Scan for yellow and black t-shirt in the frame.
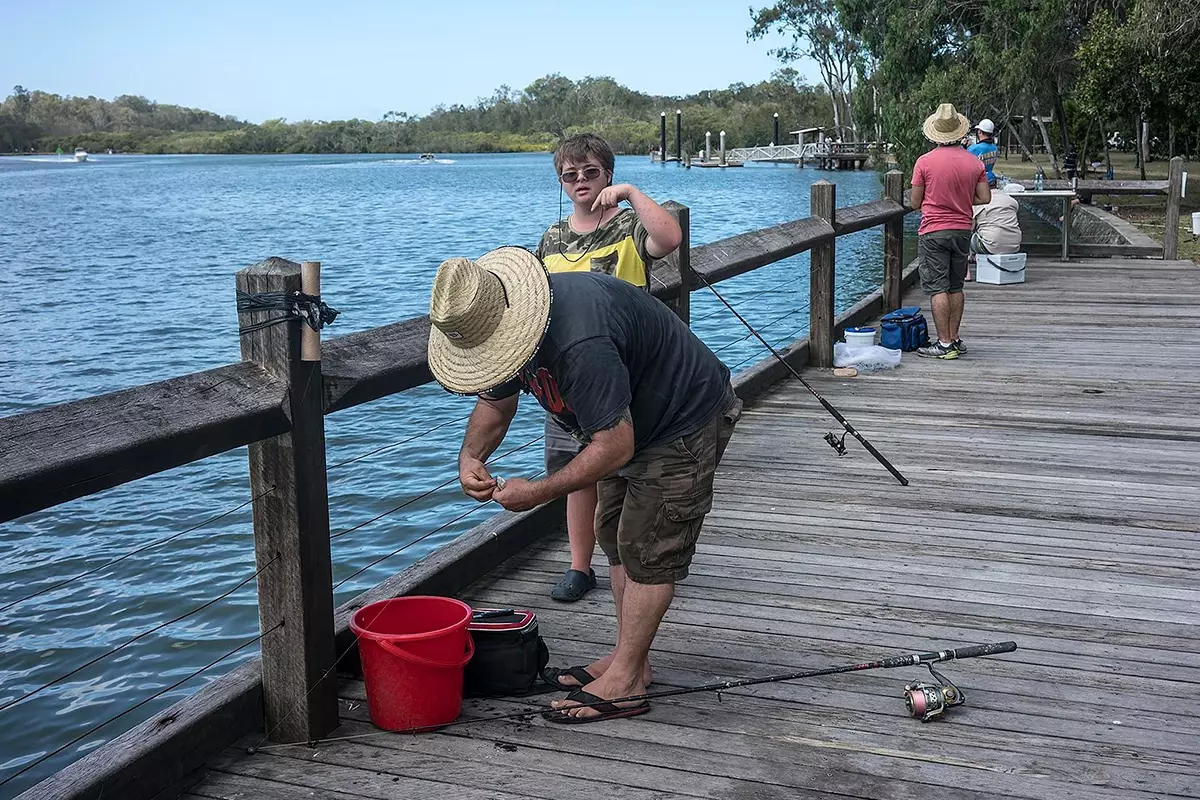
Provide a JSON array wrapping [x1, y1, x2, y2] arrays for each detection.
[[535, 208, 655, 287]]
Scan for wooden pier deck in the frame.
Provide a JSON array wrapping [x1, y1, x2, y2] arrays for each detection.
[[185, 254, 1200, 800]]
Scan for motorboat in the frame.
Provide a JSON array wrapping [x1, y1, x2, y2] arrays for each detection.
[[73, 148, 89, 162], [418, 153, 436, 162]]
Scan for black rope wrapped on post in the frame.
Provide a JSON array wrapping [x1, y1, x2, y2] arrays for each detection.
[[236, 289, 340, 335]]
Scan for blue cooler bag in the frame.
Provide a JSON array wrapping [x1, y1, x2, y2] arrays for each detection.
[[880, 306, 930, 351]]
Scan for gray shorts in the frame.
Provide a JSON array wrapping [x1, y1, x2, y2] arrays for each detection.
[[919, 230, 970, 295], [544, 416, 583, 475]]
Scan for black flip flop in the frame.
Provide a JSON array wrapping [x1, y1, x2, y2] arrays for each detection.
[[543, 688, 651, 724], [550, 568, 596, 602], [541, 664, 597, 690]]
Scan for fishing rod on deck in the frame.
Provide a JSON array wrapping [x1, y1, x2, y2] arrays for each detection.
[[689, 267, 909, 486], [253, 640, 1017, 752]]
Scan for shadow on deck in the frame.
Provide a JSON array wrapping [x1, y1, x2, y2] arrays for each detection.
[[188, 256, 1200, 800]]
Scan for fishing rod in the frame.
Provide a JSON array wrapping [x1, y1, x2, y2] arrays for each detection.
[[254, 640, 1016, 751], [690, 267, 909, 486]]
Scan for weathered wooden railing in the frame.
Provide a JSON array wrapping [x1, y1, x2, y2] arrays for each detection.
[[2, 174, 918, 800]]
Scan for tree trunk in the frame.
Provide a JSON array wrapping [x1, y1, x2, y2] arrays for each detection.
[[1053, 89, 1071, 157], [1102, 118, 1112, 177], [1007, 124, 1037, 162], [1032, 101, 1059, 177], [1139, 117, 1149, 179], [1168, 122, 1176, 158]]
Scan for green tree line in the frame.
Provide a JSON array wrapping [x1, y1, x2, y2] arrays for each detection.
[[0, 72, 835, 156], [751, 0, 1200, 176]]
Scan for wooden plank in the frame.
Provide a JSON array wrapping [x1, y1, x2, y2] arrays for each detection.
[[236, 257, 339, 743], [808, 181, 836, 368], [689, 216, 835, 286], [321, 317, 431, 414], [1022, 243, 1161, 258], [1011, 179, 1169, 195], [832, 198, 905, 235], [0, 362, 289, 523]]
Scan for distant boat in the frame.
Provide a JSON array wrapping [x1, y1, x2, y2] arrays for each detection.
[[73, 148, 89, 162], [418, 153, 437, 162]]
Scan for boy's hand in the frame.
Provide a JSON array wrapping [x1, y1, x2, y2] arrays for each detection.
[[459, 457, 496, 502], [592, 183, 635, 212]]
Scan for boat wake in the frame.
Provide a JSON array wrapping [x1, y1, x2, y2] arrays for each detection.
[[381, 158, 456, 165]]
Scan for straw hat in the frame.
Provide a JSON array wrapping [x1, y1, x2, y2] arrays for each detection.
[[923, 103, 970, 144], [427, 246, 552, 395]]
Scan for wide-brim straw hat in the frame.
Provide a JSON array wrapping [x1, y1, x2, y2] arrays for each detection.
[[427, 246, 552, 395], [923, 103, 971, 144]]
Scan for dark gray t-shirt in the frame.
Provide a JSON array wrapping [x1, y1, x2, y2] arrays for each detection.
[[485, 272, 730, 452]]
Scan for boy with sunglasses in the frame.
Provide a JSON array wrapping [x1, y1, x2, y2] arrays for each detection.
[[535, 133, 682, 604]]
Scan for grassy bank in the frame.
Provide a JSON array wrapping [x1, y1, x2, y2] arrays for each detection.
[[995, 152, 1199, 264]]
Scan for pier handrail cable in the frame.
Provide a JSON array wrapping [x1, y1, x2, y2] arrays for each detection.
[[0, 621, 283, 791], [711, 302, 812, 357], [0, 554, 282, 717], [326, 412, 472, 472], [0, 485, 275, 614]]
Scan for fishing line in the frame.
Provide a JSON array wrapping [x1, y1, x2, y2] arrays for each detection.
[[0, 623, 282, 790], [253, 640, 1017, 751], [0, 485, 275, 614], [689, 267, 909, 486]]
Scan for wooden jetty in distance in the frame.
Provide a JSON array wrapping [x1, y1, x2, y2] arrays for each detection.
[[3, 161, 1194, 800], [729, 141, 874, 170]]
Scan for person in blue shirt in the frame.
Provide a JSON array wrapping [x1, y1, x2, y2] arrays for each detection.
[[968, 119, 999, 185]]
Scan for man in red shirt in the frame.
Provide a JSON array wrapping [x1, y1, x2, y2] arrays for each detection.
[[910, 104, 991, 359]]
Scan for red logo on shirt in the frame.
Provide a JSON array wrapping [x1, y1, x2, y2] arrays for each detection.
[[523, 367, 570, 414]]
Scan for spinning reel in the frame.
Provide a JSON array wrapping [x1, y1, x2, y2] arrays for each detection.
[[903, 663, 966, 722], [824, 430, 848, 456]]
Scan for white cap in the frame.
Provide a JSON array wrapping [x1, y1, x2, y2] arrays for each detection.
[[975, 118, 995, 135]]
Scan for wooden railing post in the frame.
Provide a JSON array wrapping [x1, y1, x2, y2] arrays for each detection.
[[883, 170, 904, 312], [809, 181, 836, 367], [662, 201, 691, 324], [1164, 156, 1184, 260], [236, 257, 338, 743]]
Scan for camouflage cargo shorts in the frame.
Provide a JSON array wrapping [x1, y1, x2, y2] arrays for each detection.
[[595, 388, 741, 585]]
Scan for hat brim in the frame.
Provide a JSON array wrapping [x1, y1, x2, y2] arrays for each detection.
[[427, 246, 552, 396], [923, 112, 971, 144]]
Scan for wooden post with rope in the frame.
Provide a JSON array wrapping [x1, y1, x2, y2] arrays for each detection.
[[883, 170, 904, 313], [662, 201, 691, 325], [235, 257, 338, 743], [809, 181, 836, 367]]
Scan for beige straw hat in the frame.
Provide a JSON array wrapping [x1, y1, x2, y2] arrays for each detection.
[[427, 246, 552, 395], [922, 103, 971, 144]]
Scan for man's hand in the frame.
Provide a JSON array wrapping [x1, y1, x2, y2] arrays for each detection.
[[591, 183, 634, 212], [459, 457, 496, 502], [492, 477, 545, 512]]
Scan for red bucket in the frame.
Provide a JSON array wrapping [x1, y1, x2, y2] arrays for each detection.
[[350, 596, 474, 731]]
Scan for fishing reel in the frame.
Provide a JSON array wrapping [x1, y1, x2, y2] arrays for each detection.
[[903, 663, 965, 722], [824, 430, 848, 456]]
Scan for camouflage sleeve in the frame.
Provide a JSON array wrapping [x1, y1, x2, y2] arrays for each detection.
[[534, 223, 556, 262]]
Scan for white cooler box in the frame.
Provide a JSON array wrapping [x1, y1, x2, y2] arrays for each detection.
[[975, 253, 1027, 284]]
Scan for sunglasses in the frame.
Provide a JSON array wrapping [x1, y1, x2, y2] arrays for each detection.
[[559, 166, 605, 184]]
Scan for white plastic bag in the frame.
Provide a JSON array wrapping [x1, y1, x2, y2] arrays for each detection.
[[833, 342, 902, 371]]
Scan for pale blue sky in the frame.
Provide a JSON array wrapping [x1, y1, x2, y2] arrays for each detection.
[[0, 0, 814, 123]]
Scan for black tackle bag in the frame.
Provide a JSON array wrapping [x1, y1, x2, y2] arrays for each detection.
[[463, 608, 550, 698]]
